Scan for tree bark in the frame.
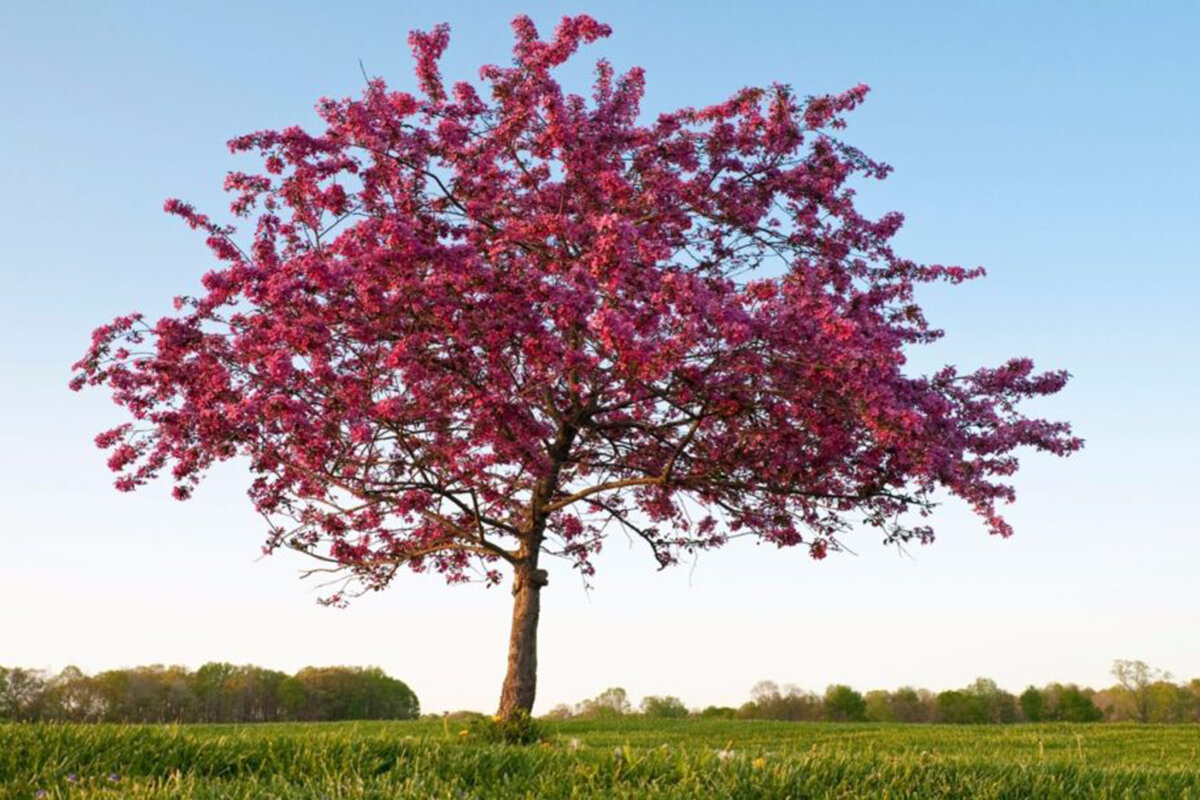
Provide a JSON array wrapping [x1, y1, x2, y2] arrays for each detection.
[[496, 562, 549, 719]]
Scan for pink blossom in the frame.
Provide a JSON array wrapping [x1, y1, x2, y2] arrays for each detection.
[[72, 14, 1079, 602]]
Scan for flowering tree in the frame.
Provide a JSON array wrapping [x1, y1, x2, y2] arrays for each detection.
[[72, 15, 1080, 719]]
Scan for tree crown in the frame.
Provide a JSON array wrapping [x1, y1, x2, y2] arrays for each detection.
[[72, 15, 1080, 602]]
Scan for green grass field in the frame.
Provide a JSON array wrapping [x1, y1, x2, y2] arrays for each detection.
[[3, 718, 1200, 798]]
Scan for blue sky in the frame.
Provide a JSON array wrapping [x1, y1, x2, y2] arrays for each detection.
[[2, 1, 1198, 713]]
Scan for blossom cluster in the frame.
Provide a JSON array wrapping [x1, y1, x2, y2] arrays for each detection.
[[72, 15, 1080, 596]]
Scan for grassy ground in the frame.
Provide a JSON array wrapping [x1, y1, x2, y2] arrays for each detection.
[[3, 718, 1200, 798]]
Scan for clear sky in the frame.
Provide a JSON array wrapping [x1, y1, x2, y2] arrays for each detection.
[[2, 1, 1198, 715]]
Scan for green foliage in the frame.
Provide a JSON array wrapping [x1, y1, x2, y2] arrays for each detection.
[[823, 685, 867, 722], [1022, 684, 1102, 723], [1112, 659, 1171, 723], [739, 681, 822, 721], [1056, 686, 1104, 723], [290, 666, 419, 721], [863, 690, 894, 722], [938, 679, 1018, 724], [1146, 681, 1195, 724], [640, 695, 689, 718], [1020, 687, 1047, 722], [468, 709, 544, 745], [697, 705, 737, 719], [901, 688, 935, 721], [574, 687, 632, 719], [3, 719, 1200, 798], [0, 667, 44, 721], [0, 663, 418, 723]]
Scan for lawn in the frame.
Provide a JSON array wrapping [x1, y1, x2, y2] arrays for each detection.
[[3, 718, 1199, 798]]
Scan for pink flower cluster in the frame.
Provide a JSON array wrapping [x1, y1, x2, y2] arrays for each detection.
[[72, 15, 1080, 598]]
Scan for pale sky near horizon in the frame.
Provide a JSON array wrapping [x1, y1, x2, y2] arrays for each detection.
[[2, 1, 1198, 714]]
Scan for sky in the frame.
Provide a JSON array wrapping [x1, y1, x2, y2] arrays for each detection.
[[2, 1, 1198, 715]]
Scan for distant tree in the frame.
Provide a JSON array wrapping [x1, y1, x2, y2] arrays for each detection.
[[89, 669, 133, 722], [1187, 680, 1200, 723], [966, 678, 1017, 724], [292, 666, 418, 721], [44, 667, 105, 722], [640, 695, 688, 718], [159, 665, 197, 721], [823, 685, 867, 722], [892, 687, 936, 723], [740, 681, 822, 721], [229, 665, 289, 722], [751, 681, 782, 704], [1089, 687, 1125, 721], [361, 666, 420, 719], [72, 13, 1081, 723], [1112, 660, 1170, 723], [191, 662, 240, 722], [698, 705, 737, 719], [1055, 685, 1102, 723], [0, 667, 46, 721], [542, 703, 574, 720], [276, 676, 308, 721], [864, 690, 895, 723], [1146, 681, 1192, 724], [1022, 683, 1101, 723], [575, 687, 631, 718], [935, 690, 977, 724], [0, 663, 416, 724], [1019, 686, 1046, 722]]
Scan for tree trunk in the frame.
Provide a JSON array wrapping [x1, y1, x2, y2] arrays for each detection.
[[496, 563, 549, 719]]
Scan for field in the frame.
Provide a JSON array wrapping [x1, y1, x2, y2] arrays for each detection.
[[3, 718, 1200, 798]]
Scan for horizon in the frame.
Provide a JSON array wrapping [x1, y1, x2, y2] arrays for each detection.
[[2, 658, 1184, 715], [2, 0, 1198, 716]]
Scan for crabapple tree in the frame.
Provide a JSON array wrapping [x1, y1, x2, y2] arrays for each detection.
[[72, 15, 1081, 719]]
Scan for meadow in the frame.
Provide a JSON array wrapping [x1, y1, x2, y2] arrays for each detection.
[[3, 718, 1200, 799]]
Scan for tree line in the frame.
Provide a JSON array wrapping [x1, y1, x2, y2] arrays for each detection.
[[547, 662, 1200, 724], [0, 663, 418, 723]]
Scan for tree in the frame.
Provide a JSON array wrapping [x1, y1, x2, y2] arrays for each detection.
[[823, 684, 867, 722], [1055, 685, 1102, 723], [640, 694, 689, 718], [864, 687, 933, 723], [45, 667, 105, 722], [575, 687, 631, 718], [890, 687, 936, 723], [191, 662, 239, 722], [740, 681, 822, 721], [1021, 683, 1101, 723], [0, 667, 46, 721], [966, 678, 1017, 724], [1112, 660, 1170, 723], [864, 689, 895, 722], [1019, 686, 1046, 722], [291, 666, 419, 721], [542, 703, 574, 720], [698, 705, 737, 719], [935, 690, 979, 724], [276, 676, 308, 720], [1146, 681, 1192, 724], [1187, 680, 1200, 723], [71, 15, 1080, 720]]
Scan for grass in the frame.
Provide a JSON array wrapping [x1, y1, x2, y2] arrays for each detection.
[[3, 718, 1200, 798]]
